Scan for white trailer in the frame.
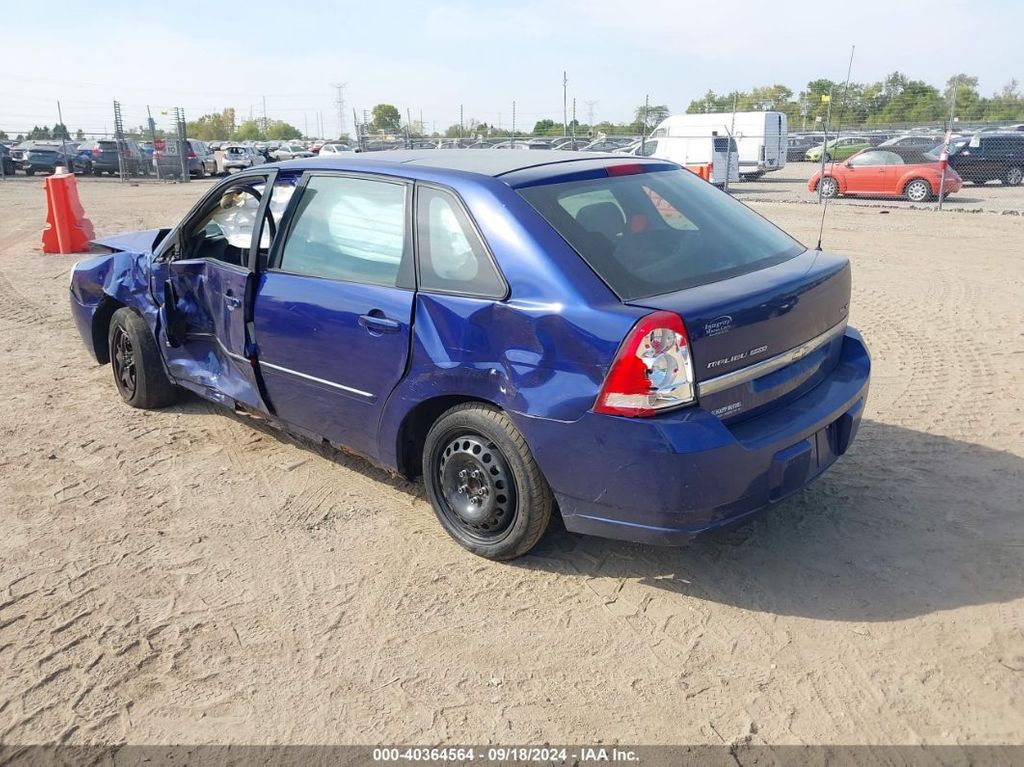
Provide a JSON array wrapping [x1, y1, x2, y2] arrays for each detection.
[[650, 111, 788, 178], [634, 135, 740, 186]]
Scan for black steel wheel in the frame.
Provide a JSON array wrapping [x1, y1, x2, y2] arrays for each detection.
[[107, 307, 178, 409], [434, 434, 518, 542], [423, 404, 553, 560]]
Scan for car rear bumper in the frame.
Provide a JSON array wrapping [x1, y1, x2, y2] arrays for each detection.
[[518, 328, 870, 546]]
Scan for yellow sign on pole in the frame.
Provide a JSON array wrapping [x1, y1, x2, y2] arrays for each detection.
[[821, 94, 831, 104]]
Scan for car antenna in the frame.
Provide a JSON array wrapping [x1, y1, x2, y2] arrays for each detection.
[[816, 44, 856, 251]]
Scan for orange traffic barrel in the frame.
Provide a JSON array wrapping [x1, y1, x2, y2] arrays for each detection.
[[41, 169, 95, 254]]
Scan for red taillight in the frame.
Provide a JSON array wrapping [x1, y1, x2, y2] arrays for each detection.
[[187, 151, 197, 159], [92, 148, 100, 157], [594, 311, 696, 417], [607, 163, 646, 177]]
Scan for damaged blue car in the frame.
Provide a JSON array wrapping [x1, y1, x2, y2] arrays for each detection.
[[69, 151, 870, 560]]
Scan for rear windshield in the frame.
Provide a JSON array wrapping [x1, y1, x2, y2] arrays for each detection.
[[518, 168, 803, 300]]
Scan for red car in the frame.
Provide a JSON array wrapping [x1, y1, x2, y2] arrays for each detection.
[[808, 146, 962, 202]]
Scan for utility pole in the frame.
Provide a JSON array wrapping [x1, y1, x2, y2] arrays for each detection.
[[584, 100, 597, 131], [459, 104, 464, 141], [938, 76, 958, 211], [333, 83, 347, 139], [56, 100, 69, 172], [640, 94, 649, 154], [261, 95, 267, 138], [511, 100, 516, 146], [571, 98, 576, 141], [562, 70, 568, 136], [147, 105, 161, 180]]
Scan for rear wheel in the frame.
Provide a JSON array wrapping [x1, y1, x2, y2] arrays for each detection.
[[818, 176, 839, 198], [25, 168, 34, 176], [904, 178, 932, 202], [423, 404, 553, 560], [108, 308, 178, 409], [1004, 166, 1023, 186]]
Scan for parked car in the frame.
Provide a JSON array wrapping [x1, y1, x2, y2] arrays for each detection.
[[583, 139, 632, 152], [317, 143, 354, 155], [808, 146, 962, 202], [69, 151, 870, 560], [1, 144, 16, 175], [21, 144, 77, 175], [87, 139, 149, 177], [878, 134, 943, 150], [271, 143, 314, 161], [944, 132, 1024, 186], [786, 134, 823, 162], [549, 138, 590, 151], [805, 136, 872, 163], [221, 144, 264, 172], [154, 138, 218, 179]]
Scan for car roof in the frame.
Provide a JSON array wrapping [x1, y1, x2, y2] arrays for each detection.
[[863, 146, 933, 162], [277, 149, 630, 181]]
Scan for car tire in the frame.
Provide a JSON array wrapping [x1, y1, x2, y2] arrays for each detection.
[[904, 178, 932, 203], [108, 307, 178, 410], [423, 403, 553, 560], [1004, 166, 1023, 186], [818, 176, 839, 198], [25, 168, 34, 176]]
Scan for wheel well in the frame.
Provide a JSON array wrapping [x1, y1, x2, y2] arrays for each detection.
[[396, 395, 497, 480], [91, 297, 125, 364]]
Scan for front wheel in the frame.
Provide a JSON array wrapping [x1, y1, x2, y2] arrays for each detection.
[[1004, 166, 1023, 186], [904, 178, 932, 202], [423, 404, 553, 560], [108, 308, 178, 409], [818, 176, 839, 198]]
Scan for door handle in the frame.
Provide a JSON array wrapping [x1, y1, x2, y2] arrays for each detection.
[[358, 312, 400, 334], [225, 294, 242, 310]]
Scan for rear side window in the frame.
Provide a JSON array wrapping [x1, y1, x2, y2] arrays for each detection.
[[416, 187, 505, 297], [278, 175, 407, 287], [518, 168, 803, 300]]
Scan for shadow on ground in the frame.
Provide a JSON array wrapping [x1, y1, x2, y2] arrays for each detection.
[[174, 395, 1024, 624]]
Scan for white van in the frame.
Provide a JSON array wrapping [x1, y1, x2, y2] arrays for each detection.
[[650, 111, 788, 178], [634, 135, 740, 186]]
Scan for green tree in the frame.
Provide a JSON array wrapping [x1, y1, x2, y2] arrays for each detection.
[[370, 104, 402, 134], [234, 119, 262, 141], [0, 130, 7, 140], [945, 74, 983, 121], [52, 123, 70, 140], [27, 125, 51, 140], [633, 103, 669, 132], [264, 120, 302, 140], [74, 128, 85, 140], [532, 118, 557, 135]]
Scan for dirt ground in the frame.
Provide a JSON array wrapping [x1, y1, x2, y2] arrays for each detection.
[[0, 173, 1022, 747]]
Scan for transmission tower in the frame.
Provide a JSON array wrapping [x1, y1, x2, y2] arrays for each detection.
[[334, 83, 348, 139]]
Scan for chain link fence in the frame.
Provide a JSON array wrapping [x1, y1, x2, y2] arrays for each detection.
[[2, 80, 1023, 213]]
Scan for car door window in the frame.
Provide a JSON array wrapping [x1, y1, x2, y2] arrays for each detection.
[[416, 186, 506, 297], [277, 175, 408, 286], [848, 151, 880, 166], [184, 181, 267, 266]]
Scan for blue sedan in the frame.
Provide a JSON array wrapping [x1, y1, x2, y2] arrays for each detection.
[[69, 151, 870, 559]]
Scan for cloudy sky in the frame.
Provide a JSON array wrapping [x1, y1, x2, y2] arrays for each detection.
[[1, 0, 1020, 137]]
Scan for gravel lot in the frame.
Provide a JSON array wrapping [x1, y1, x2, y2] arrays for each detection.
[[1, 174, 1022, 747]]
